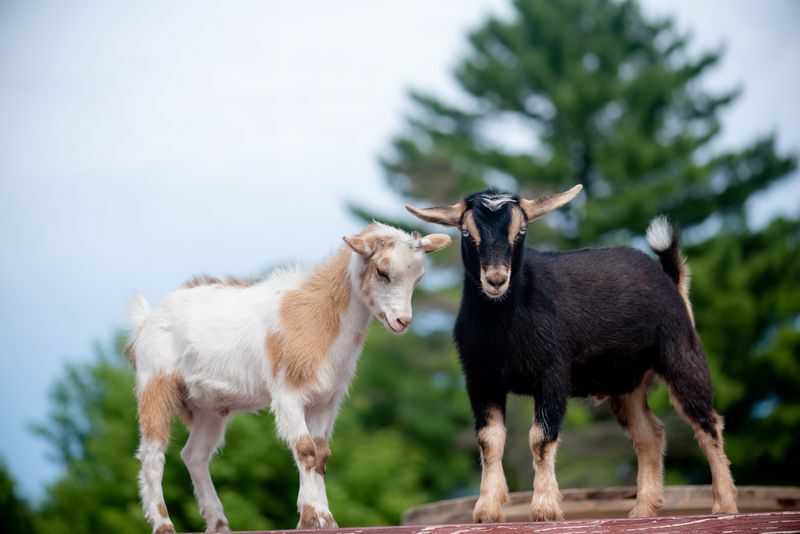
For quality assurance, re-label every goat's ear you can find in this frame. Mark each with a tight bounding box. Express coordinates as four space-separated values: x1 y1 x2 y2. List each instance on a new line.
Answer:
343 235 374 256
405 202 465 227
419 233 452 254
520 184 583 221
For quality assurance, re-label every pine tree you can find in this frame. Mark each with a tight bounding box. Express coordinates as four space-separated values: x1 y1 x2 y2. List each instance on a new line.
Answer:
379 0 798 485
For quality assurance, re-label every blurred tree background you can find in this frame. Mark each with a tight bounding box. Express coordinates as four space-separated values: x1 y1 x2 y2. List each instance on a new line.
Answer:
2 0 797 531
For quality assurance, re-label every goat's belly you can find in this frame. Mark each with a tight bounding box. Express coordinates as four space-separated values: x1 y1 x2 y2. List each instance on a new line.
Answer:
179 352 274 414
569 349 656 397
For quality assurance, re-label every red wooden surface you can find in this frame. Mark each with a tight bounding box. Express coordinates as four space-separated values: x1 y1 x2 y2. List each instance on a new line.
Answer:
206 511 800 534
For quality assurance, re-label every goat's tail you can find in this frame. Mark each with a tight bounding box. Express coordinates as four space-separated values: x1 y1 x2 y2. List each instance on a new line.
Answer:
646 216 695 326
124 293 151 368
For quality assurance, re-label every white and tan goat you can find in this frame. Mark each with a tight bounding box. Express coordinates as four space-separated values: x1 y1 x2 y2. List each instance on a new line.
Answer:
126 223 451 533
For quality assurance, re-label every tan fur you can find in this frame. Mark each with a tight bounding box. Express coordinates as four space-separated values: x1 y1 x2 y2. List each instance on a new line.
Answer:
520 184 582 221
421 234 452 253
214 518 229 531
473 407 508 523
124 338 137 370
183 274 259 289
138 371 188 443
463 211 481 245
610 374 665 517
269 249 351 388
154 525 176 534
529 421 564 521
298 504 336 529
378 256 391 267
677 257 695 326
294 434 317 471
313 437 330 475
404 202 465 227
508 207 527 245
668 389 738 514
157 502 168 519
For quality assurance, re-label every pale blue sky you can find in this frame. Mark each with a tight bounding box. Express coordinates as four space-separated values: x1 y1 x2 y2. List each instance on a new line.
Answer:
1 0 797 499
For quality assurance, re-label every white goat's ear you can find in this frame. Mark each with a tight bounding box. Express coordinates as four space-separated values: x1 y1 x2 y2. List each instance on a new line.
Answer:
343 235 373 256
520 184 583 221
419 233 452 254
405 202 465 227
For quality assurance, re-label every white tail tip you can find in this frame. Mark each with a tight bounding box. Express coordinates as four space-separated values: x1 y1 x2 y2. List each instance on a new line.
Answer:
646 216 673 252
126 293 151 330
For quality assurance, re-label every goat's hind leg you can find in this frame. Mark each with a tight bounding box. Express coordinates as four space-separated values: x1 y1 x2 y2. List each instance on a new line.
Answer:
610 374 665 518
181 409 231 532
663 344 738 514
136 371 185 534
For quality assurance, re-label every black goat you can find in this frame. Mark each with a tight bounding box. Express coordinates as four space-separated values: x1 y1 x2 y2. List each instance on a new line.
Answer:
406 186 737 522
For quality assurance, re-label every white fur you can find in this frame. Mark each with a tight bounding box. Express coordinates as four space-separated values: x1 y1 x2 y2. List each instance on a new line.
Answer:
478 193 516 212
128 224 438 533
646 215 673 252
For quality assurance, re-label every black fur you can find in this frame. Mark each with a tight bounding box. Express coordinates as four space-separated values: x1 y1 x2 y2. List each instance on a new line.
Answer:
454 189 719 444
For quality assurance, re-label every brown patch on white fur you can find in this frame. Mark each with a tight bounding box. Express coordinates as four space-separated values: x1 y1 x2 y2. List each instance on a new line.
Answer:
183 274 259 289
214 518 229 531
463 211 481 245
154 524 176 534
473 407 508 523
610 372 665 517
668 388 738 514
138 371 190 443
294 434 317 471
529 420 564 521
298 504 336 529
157 502 169 519
508 206 527 245
313 437 330 475
269 249 351 388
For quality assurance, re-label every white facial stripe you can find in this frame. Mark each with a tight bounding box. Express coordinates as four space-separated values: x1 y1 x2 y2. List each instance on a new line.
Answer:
478 193 517 212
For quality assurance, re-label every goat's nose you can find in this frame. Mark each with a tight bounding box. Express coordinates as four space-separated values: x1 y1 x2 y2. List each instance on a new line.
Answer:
486 272 508 289
397 316 412 328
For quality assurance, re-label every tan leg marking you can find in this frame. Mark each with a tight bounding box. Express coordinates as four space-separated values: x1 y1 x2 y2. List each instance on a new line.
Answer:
214 518 229 532
669 390 738 514
313 437 330 475
298 504 337 529
529 422 564 521
294 434 317 471
610 376 665 518
138 371 187 443
156 502 168 519
153 525 176 534
473 407 508 523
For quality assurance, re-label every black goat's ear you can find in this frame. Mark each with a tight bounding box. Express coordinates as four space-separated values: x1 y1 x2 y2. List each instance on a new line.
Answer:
405 202 465 227
520 185 583 221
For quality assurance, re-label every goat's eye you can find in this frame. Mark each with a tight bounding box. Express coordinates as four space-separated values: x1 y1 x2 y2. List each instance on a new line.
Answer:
461 229 470 238
376 268 391 282
518 227 526 236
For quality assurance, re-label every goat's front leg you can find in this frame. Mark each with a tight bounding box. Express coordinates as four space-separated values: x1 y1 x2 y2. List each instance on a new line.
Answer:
273 393 336 529
529 392 566 521
469 386 509 523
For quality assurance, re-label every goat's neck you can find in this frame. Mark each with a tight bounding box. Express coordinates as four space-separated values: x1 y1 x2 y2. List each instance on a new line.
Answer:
342 251 373 336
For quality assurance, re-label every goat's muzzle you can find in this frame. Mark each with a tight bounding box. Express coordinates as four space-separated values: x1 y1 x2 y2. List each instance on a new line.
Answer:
480 266 510 299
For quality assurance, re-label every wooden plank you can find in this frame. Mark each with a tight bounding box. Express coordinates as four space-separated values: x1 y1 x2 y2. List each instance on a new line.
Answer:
222 511 800 534
402 486 800 525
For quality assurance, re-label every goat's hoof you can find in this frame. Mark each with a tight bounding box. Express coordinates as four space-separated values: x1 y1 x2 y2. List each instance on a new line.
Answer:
712 500 738 515
206 518 231 532
629 503 658 518
473 496 506 523
298 505 337 529
530 494 564 521
153 524 176 534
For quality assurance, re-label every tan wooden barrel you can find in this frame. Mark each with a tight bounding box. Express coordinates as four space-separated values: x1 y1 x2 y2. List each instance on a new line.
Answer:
402 485 800 525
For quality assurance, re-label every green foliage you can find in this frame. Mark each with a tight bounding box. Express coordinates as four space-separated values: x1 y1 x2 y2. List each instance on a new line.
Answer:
378 0 798 488
0 459 35 534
